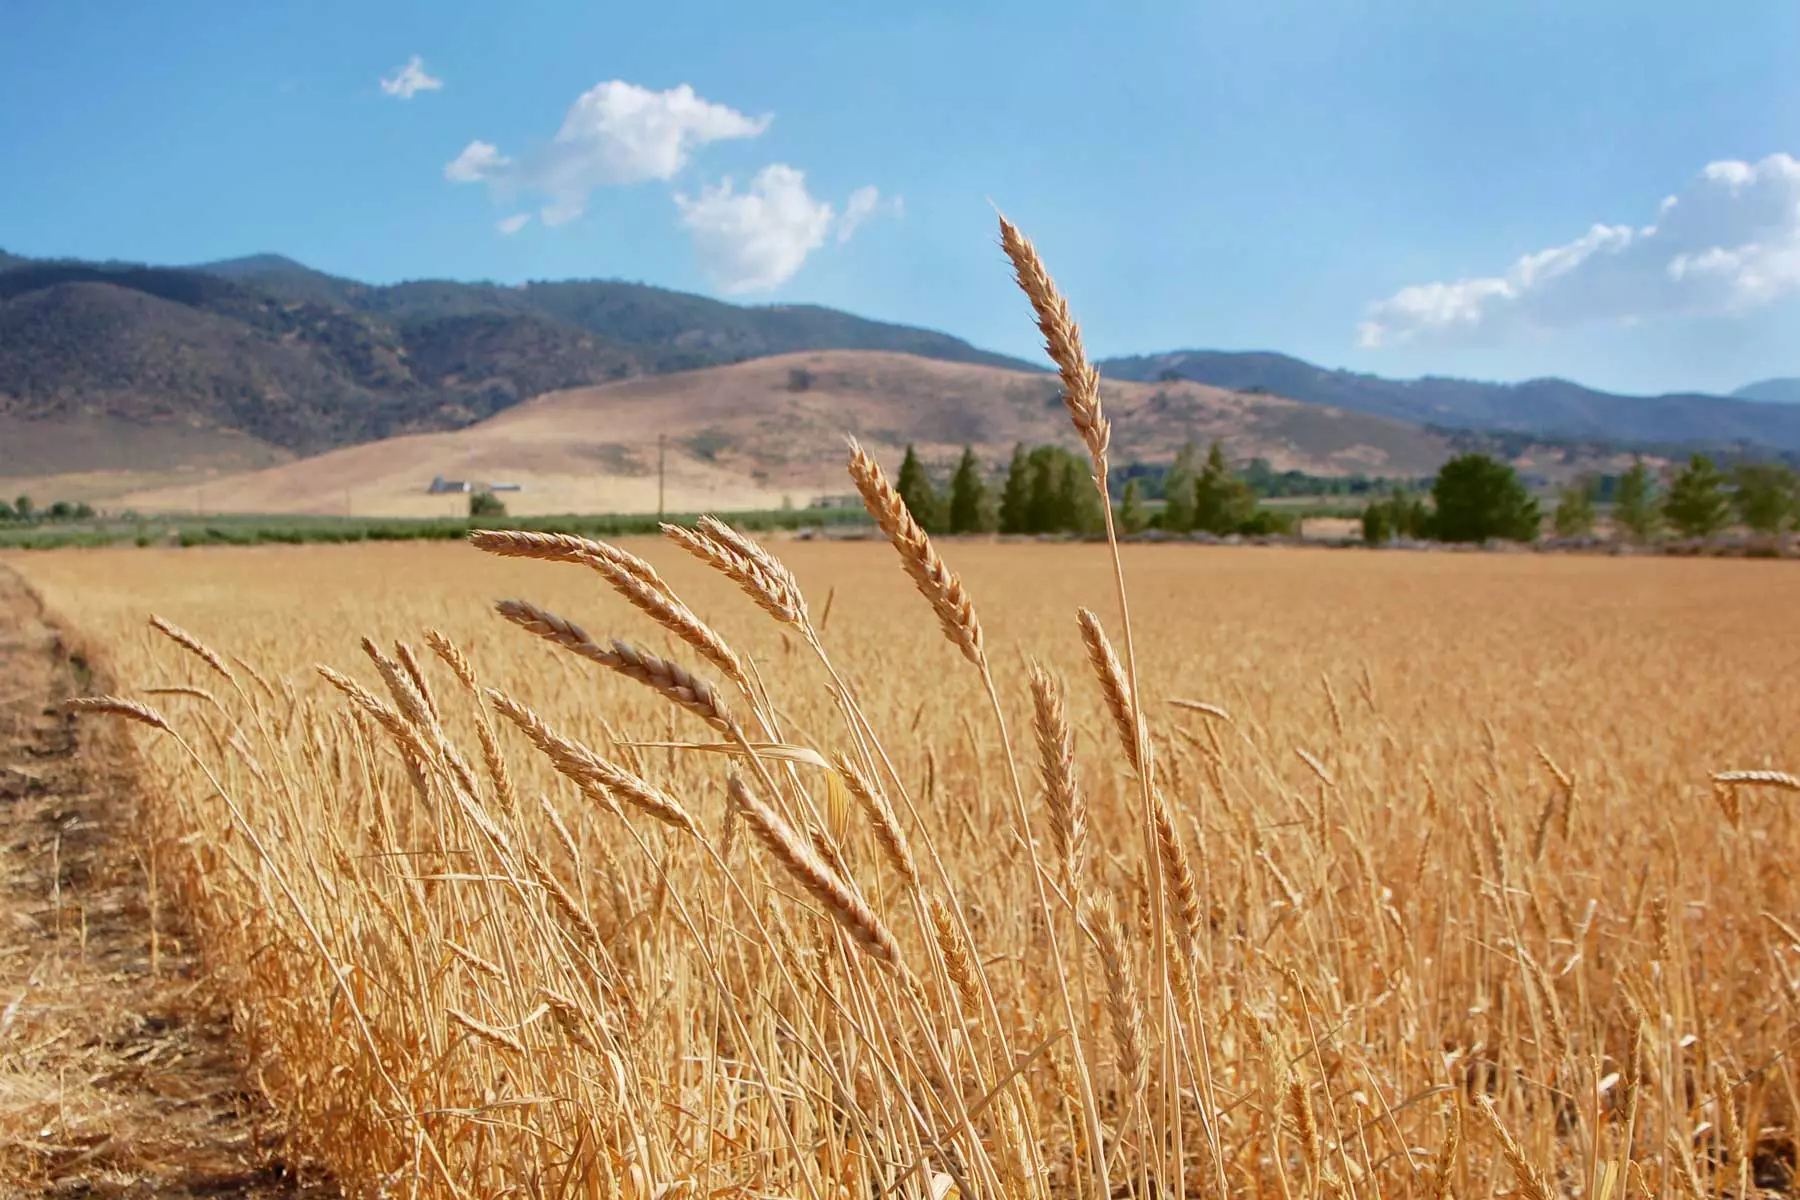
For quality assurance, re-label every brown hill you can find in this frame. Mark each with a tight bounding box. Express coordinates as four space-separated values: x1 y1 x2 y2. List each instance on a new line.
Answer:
113 351 1458 516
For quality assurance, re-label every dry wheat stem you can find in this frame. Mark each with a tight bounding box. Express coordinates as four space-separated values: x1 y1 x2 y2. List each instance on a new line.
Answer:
1711 768 1800 791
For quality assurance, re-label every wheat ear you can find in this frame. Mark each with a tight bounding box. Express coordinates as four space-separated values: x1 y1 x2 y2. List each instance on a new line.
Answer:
487 689 700 838
63 696 173 732
1076 607 1146 776
1474 1095 1553 1200
997 214 1110 470
148 614 236 684
493 599 735 734
846 438 984 667
834 753 920 891
1028 665 1087 895
467 528 675 600
727 774 901 967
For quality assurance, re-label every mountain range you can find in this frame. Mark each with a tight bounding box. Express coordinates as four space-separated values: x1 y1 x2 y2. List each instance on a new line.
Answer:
0 247 1794 513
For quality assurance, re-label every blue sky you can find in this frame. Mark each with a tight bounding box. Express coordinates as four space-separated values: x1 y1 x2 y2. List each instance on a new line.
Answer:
3 0 1797 395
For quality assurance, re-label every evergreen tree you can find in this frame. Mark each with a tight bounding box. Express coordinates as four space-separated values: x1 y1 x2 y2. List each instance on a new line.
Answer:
895 444 941 532
1117 479 1147 533
1552 477 1597 538
1662 454 1732 539
1732 462 1799 535
998 443 1031 534
946 446 989 534
1190 440 1257 535
1394 487 1430 539
1057 454 1104 534
1429 453 1540 543
1162 441 1198 532
1361 500 1392 544
1612 457 1658 542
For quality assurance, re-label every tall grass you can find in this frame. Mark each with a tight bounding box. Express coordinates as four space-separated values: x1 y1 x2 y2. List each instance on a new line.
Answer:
23 219 1800 1198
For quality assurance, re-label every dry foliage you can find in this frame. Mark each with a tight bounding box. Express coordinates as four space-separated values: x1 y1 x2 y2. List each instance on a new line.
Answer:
8 220 1800 1199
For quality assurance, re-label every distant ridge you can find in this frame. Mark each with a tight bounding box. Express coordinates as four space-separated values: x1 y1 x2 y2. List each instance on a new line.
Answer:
1732 378 1800 405
1098 349 1800 452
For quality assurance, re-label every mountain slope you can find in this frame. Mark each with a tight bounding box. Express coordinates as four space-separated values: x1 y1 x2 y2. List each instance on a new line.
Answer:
1733 378 1800 404
0 251 1047 478
1100 350 1800 451
191 255 1040 372
0 265 652 457
114 350 1459 516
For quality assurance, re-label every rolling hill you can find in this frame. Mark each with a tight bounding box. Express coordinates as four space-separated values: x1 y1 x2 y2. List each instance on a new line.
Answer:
1099 350 1800 451
112 350 1461 517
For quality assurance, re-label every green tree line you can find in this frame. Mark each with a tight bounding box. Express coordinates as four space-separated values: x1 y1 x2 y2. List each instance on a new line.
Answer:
893 440 1298 536
0 495 97 523
1363 452 1800 545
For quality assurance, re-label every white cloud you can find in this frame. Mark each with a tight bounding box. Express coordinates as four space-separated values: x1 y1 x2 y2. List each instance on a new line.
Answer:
380 56 443 100
1360 152 1800 348
445 141 508 183
836 185 904 244
676 165 837 292
444 80 770 224
496 213 532 235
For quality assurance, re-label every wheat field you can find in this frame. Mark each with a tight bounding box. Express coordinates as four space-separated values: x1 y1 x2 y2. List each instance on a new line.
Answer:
8 529 1797 1199
9 222 1800 1198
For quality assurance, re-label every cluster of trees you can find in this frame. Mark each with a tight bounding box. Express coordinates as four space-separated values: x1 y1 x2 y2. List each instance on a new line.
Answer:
1111 457 1426 501
893 440 1293 537
0 495 96 523
1364 452 1800 546
1551 455 1800 541
895 444 1104 535
1362 454 1542 544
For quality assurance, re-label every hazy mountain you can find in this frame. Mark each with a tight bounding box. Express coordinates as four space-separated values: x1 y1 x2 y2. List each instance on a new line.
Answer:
1732 378 1800 404
1099 350 1800 452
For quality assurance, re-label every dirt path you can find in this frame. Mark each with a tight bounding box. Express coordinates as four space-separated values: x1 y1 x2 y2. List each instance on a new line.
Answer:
0 564 334 1197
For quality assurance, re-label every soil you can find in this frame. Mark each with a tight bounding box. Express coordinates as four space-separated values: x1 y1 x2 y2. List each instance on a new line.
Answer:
0 563 334 1197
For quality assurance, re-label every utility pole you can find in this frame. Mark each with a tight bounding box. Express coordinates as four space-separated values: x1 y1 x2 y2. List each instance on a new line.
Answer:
657 433 666 521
